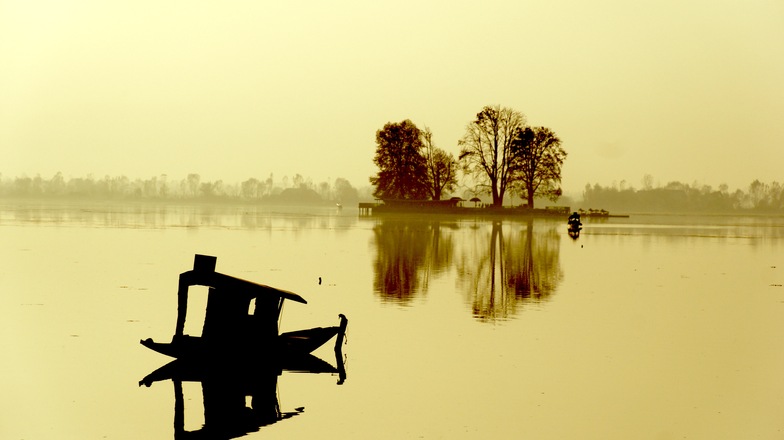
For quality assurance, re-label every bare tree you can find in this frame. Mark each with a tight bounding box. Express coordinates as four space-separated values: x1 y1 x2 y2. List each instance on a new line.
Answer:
421 127 457 200
458 105 526 207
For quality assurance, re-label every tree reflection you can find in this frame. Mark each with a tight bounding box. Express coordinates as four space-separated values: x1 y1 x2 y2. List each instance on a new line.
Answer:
457 220 563 321
371 219 454 303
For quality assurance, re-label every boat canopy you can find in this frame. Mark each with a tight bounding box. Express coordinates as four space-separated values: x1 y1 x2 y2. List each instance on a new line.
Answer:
174 254 307 339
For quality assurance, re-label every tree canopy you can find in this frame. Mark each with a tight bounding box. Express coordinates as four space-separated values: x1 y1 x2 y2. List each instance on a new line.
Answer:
512 126 566 208
369 120 435 200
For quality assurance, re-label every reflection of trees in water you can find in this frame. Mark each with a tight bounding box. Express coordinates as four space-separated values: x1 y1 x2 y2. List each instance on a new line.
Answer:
457 220 563 321
507 222 563 300
371 220 454 303
370 218 561 313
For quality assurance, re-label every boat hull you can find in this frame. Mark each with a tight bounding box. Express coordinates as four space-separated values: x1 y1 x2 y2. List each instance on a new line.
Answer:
141 315 348 360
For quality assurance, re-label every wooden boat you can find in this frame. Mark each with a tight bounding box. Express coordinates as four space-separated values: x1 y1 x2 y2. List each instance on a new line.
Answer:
567 212 582 229
567 212 582 239
140 316 348 360
140 254 347 360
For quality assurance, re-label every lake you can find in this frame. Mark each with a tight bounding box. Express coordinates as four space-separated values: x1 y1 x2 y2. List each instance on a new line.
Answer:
1 201 782 439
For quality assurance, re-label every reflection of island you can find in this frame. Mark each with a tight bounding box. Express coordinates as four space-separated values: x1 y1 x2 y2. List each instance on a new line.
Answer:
457 220 563 321
140 351 346 439
370 219 455 302
369 218 562 318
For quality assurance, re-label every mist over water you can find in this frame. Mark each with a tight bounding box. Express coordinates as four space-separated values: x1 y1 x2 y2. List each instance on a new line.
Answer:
1 201 782 439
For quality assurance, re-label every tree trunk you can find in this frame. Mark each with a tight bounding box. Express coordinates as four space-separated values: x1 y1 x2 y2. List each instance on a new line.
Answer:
492 185 502 207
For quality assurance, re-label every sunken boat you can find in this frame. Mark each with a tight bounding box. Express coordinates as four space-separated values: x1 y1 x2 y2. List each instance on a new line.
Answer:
140 254 347 361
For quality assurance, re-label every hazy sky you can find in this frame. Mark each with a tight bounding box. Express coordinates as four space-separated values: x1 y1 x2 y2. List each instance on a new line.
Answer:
2 0 782 196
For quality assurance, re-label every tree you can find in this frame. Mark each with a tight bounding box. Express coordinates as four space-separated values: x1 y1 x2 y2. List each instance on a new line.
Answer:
199 180 223 199
642 174 654 191
48 172 66 196
334 177 359 204
264 173 274 197
421 127 457 200
512 126 566 208
370 119 430 200
185 173 201 198
458 105 526 207
241 178 262 199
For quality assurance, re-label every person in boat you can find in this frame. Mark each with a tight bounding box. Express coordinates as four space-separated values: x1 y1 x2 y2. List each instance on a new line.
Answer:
568 212 582 233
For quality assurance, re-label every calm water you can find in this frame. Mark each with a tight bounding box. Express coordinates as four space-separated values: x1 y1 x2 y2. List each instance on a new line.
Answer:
1 202 782 439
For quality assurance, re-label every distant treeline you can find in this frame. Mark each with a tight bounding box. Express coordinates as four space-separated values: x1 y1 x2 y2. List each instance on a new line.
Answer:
5 172 783 213
0 172 371 205
581 179 784 213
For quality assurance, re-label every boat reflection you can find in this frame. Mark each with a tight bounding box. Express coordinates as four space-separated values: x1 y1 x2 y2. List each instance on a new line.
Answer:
139 349 346 439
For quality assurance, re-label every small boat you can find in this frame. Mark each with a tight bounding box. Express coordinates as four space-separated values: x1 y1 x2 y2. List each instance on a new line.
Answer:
567 212 582 238
140 316 348 360
141 254 347 360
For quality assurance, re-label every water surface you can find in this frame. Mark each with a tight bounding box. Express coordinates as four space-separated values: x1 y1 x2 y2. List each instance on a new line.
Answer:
1 202 782 439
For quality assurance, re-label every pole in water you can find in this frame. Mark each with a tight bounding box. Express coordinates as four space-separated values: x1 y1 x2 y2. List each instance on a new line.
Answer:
334 314 348 352
334 314 348 384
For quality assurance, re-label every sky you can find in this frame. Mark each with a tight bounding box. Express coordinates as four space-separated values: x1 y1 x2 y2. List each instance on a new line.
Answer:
2 0 782 197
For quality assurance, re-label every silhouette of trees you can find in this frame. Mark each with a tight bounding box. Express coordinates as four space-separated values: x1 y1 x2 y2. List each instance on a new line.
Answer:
458 105 527 207
241 178 265 200
744 180 784 210
581 178 784 212
184 173 201 198
334 177 359 205
370 121 459 201
512 126 566 208
421 127 458 200
199 180 224 199
12 175 41 196
0 172 363 206
370 120 430 200
5 169 783 213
